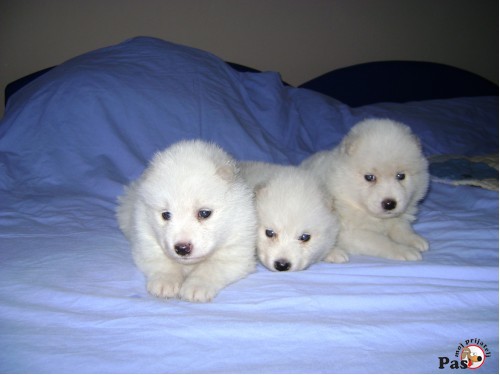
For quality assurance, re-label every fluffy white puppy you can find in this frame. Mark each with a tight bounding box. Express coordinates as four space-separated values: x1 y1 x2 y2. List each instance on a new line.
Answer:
117 140 257 302
301 119 429 263
240 162 339 271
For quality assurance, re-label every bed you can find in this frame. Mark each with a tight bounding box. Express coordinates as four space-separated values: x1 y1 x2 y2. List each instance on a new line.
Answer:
0 36 497 373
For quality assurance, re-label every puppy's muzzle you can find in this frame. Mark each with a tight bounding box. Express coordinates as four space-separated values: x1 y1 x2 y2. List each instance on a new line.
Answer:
174 242 193 257
382 198 397 211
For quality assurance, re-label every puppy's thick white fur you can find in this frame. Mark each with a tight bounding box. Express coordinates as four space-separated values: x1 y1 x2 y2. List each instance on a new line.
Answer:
301 119 429 262
240 162 339 271
117 140 257 302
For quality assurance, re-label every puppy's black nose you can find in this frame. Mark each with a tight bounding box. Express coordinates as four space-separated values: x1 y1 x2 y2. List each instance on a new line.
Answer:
382 199 397 211
174 242 192 256
274 259 291 272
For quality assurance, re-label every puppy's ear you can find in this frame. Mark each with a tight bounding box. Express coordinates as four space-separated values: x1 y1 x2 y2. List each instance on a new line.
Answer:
253 183 268 198
340 135 358 156
412 133 423 151
216 161 237 182
325 196 336 212
318 187 336 212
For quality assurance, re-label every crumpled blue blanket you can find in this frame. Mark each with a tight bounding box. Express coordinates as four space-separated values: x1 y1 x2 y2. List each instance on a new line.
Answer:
429 154 498 190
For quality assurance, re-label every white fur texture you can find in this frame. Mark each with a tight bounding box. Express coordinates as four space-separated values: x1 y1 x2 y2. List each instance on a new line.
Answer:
117 140 257 302
240 162 339 272
301 119 429 262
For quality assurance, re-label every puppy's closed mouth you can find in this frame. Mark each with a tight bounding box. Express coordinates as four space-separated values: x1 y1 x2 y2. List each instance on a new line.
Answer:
378 210 402 219
174 255 208 265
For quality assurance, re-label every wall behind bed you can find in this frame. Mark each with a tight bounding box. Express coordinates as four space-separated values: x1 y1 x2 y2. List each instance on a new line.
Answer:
0 0 498 117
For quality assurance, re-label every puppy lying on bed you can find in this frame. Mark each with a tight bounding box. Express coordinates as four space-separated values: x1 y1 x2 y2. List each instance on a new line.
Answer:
239 162 339 271
117 140 257 302
301 119 429 263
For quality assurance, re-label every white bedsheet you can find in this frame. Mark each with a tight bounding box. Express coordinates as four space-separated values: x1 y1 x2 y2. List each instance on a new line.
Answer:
0 183 497 373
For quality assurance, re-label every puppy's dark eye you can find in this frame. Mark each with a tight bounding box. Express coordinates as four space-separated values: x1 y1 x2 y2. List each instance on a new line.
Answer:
198 209 212 219
161 211 171 221
265 229 276 238
364 174 376 182
396 173 406 181
299 233 311 242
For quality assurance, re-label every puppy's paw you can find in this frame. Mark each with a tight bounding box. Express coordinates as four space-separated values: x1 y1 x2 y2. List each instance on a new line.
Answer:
147 274 183 299
390 226 429 252
408 234 429 252
324 247 350 263
179 279 219 303
390 246 423 261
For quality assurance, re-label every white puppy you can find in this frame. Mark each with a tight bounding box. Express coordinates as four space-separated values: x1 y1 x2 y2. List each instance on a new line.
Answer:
240 162 339 271
301 119 429 262
117 140 257 302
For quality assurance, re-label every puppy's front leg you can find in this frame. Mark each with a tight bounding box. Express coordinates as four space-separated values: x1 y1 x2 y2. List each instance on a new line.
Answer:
133 242 185 299
388 220 429 252
179 248 255 303
324 247 350 263
146 269 184 299
339 229 422 261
